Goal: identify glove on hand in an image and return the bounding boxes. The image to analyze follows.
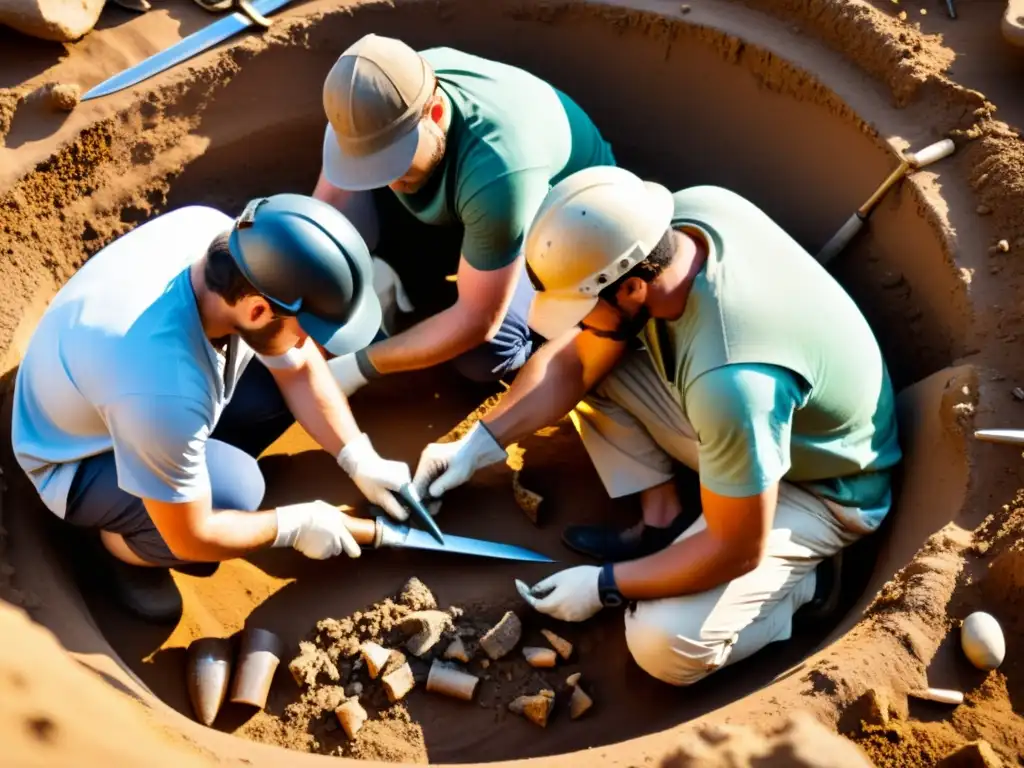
[273,500,361,560]
[327,353,369,398]
[337,432,412,522]
[515,566,603,622]
[412,421,507,501]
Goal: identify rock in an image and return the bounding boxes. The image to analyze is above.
[996,240,1010,253]
[0,0,105,41]
[335,698,368,739]
[839,688,905,734]
[569,685,593,719]
[40,83,80,112]
[512,471,543,524]
[977,204,993,215]
[397,577,437,611]
[936,740,1002,767]
[961,612,1005,670]
[479,611,522,660]
[382,662,416,703]
[522,647,557,668]
[508,689,555,728]
[443,637,470,663]
[540,629,573,660]
[399,610,453,657]
[565,672,582,687]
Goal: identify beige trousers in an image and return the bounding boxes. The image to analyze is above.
[570,349,872,686]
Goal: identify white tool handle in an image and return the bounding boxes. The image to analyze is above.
[906,138,955,168]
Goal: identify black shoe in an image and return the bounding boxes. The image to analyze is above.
[78,534,183,624]
[798,551,844,622]
[562,514,691,562]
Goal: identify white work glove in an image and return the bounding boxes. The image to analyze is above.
[327,353,369,398]
[412,421,508,501]
[515,566,603,622]
[372,256,414,336]
[337,432,412,522]
[273,500,361,560]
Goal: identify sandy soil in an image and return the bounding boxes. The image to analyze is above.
[1,0,1024,766]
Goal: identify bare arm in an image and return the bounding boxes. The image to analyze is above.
[141,496,279,562]
[264,337,363,457]
[365,256,520,374]
[613,484,777,600]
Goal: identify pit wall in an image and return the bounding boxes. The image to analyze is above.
[1,0,1019,765]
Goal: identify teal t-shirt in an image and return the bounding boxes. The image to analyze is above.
[650,187,902,529]
[394,48,616,271]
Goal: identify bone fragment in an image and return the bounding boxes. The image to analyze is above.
[540,629,573,660]
[426,660,480,701]
[382,662,416,703]
[335,698,368,739]
[523,646,557,668]
[359,641,392,679]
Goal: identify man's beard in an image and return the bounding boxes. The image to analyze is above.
[400,132,447,194]
[236,315,289,355]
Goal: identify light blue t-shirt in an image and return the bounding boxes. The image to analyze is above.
[11,206,257,518]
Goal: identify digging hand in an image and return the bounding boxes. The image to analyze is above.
[336,432,413,522]
[516,566,603,622]
[412,421,508,501]
[273,500,362,560]
[327,352,369,397]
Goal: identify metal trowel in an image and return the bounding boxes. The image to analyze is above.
[343,515,554,564]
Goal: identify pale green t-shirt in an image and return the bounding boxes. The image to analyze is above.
[649,187,901,530]
[394,47,616,271]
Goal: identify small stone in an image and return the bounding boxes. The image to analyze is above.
[399,610,453,657]
[480,659,490,669]
[523,647,558,668]
[443,637,471,663]
[540,629,573,660]
[996,239,1010,253]
[977,204,993,215]
[359,642,392,679]
[919,7,927,13]
[679,3,691,12]
[335,698,368,739]
[398,577,437,611]
[509,689,555,728]
[935,739,1002,768]
[1012,388,1024,401]
[898,10,908,19]
[566,672,582,687]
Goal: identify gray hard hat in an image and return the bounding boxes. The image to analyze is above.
[228,193,381,356]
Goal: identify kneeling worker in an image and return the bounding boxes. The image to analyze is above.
[313,33,615,390]
[12,195,413,623]
[411,167,902,686]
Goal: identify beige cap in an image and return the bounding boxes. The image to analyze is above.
[525,166,674,340]
[321,34,435,191]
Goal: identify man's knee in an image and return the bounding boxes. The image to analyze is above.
[207,440,266,512]
[624,603,732,687]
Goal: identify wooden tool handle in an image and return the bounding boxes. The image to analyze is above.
[341,514,379,547]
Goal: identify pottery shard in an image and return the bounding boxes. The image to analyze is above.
[0,0,106,41]
[289,641,340,688]
[382,662,416,703]
[480,611,522,660]
[570,685,593,719]
[399,610,453,657]
[523,647,557,668]
[936,740,1003,768]
[443,637,471,663]
[540,629,573,660]
[398,577,437,611]
[335,698,368,739]
[509,689,555,728]
[359,642,392,679]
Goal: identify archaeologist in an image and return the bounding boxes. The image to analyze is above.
[312,33,616,391]
[11,194,415,624]
[411,166,902,686]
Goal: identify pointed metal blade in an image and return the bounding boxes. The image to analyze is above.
[974,428,1024,446]
[82,0,294,101]
[392,524,554,563]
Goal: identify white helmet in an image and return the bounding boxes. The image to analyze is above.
[525,166,674,340]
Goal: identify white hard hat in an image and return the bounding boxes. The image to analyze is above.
[525,166,674,340]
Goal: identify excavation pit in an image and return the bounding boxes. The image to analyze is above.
[2,0,1024,766]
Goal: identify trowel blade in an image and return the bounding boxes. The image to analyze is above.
[385,521,554,563]
[82,0,294,100]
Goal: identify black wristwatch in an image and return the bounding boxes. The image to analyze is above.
[597,562,625,608]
